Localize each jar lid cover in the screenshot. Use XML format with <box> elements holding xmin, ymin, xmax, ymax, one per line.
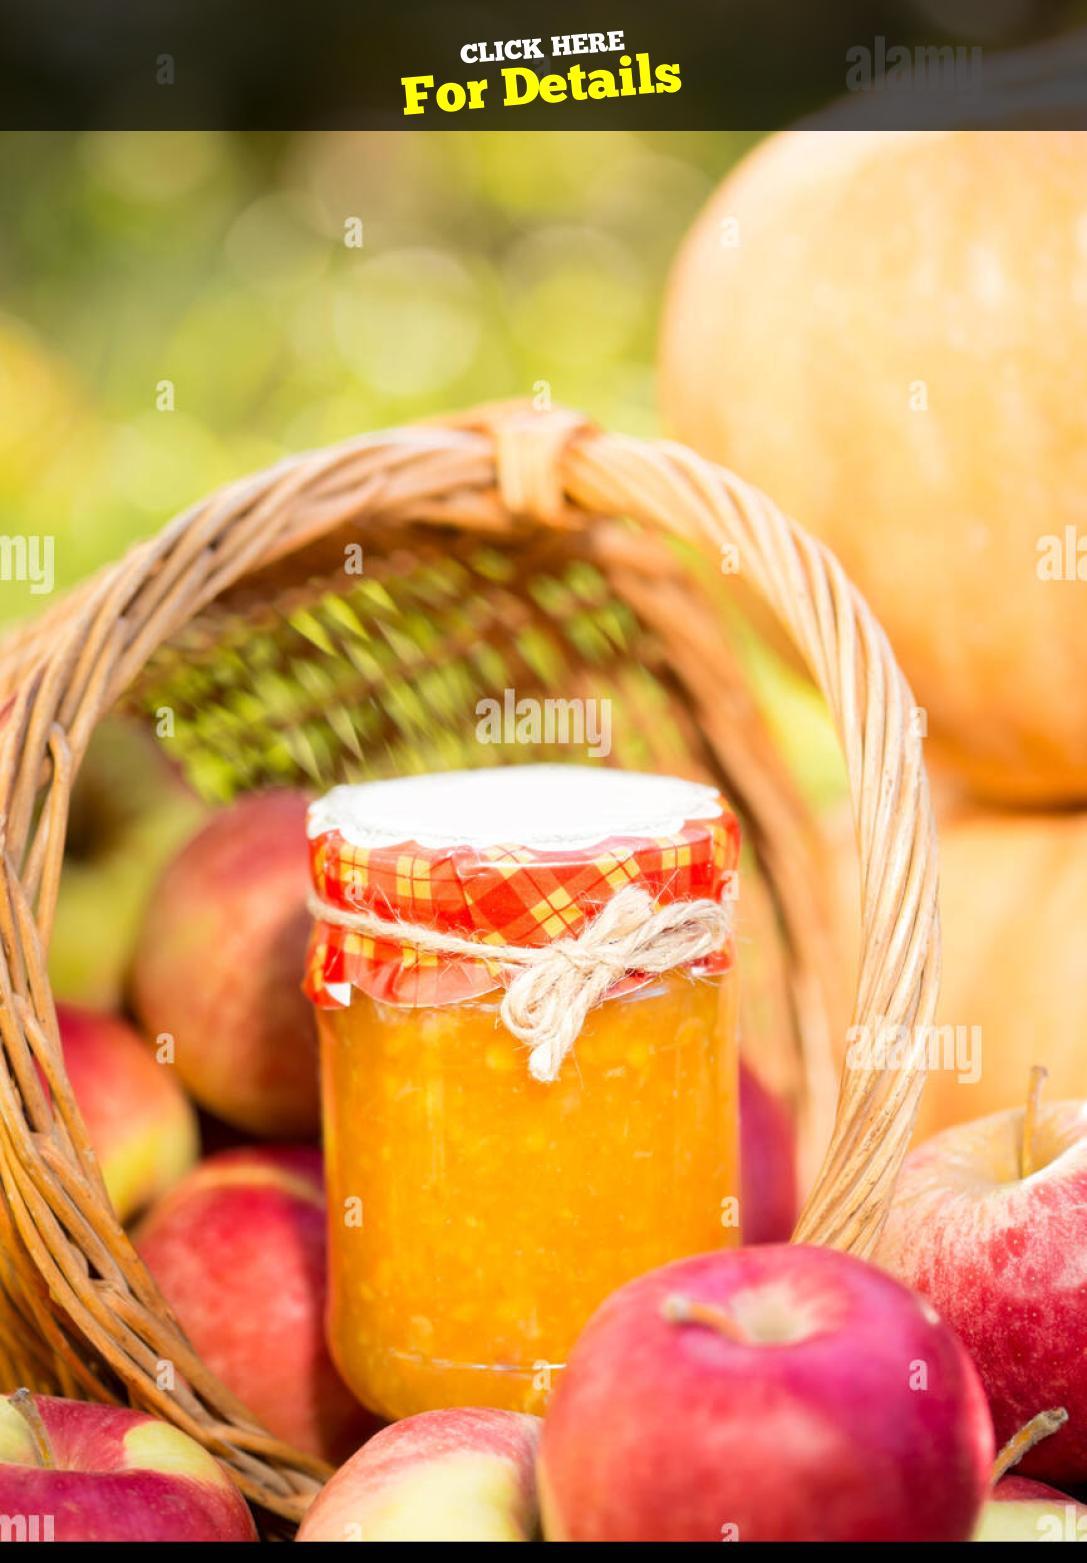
<box><xmin>305</xmin><ymin>765</ymin><xmax>739</xmax><ymax>1011</ymax></box>
<box><xmin>307</xmin><ymin>765</ymin><xmax>722</xmax><ymax>853</ymax></box>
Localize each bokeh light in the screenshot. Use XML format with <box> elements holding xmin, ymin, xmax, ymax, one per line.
<box><xmin>0</xmin><ymin>131</ymin><xmax>751</xmax><ymax>627</ymax></box>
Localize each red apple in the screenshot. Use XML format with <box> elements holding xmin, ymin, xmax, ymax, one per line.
<box><xmin>296</xmin><ymin>1410</ymin><xmax>541</xmax><ymax>1542</ymax></box>
<box><xmin>129</xmin><ymin>789</ymin><xmax>318</xmax><ymax>1137</ymax></box>
<box><xmin>537</xmin><ymin>1244</ymin><xmax>994</xmax><ymax>1542</ymax></box>
<box><xmin>975</xmin><ymin>1475</ymin><xmax>1087</xmax><ymax>1542</ymax></box>
<box><xmin>875</xmin><ymin>1091</ymin><xmax>1087</xmax><ymax>1483</ymax></box>
<box><xmin>135</xmin><ymin>1146</ymin><xmax>372</xmax><ymax>1464</ymax></box>
<box><xmin>56</xmin><ymin>1003</ymin><xmax>199</xmax><ymax>1223</ymax></box>
<box><xmin>0</xmin><ymin>1391</ymin><xmax>256</xmax><ymax>1542</ymax></box>
<box><xmin>740</xmin><ymin>1059</ymin><xmax>798</xmax><ymax>1244</ymax></box>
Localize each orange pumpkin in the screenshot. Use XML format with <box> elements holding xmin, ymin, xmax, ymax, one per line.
<box><xmin>820</xmin><ymin>798</ymin><xmax>1087</xmax><ymax>1139</ymax></box>
<box><xmin>912</xmin><ymin>805</ymin><xmax>1087</xmax><ymax>1138</ymax></box>
<box><xmin>662</xmin><ymin>130</ymin><xmax>1087</xmax><ymax>805</ymax></box>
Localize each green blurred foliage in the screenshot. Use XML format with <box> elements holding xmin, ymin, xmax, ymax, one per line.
<box><xmin>0</xmin><ymin>129</ymin><xmax>845</xmax><ymax>812</ymax></box>
<box><xmin>0</xmin><ymin>130</ymin><xmax>758</xmax><ymax>627</ymax></box>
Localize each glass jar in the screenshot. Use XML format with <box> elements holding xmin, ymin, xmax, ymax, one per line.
<box><xmin>305</xmin><ymin>766</ymin><xmax>740</xmax><ymax>1421</ymax></box>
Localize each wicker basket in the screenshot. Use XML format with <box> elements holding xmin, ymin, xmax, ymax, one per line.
<box><xmin>0</xmin><ymin>403</ymin><xmax>938</xmax><ymax>1523</ymax></box>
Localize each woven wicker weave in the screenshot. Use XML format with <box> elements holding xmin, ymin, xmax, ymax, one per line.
<box><xmin>0</xmin><ymin>404</ymin><xmax>938</xmax><ymax>1522</ymax></box>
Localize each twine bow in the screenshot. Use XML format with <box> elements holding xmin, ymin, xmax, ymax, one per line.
<box><xmin>307</xmin><ymin>883</ymin><xmax>732</xmax><ymax>1083</ymax></box>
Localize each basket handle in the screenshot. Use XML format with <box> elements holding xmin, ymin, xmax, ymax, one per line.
<box><xmin>0</xmin><ymin>405</ymin><xmax>938</xmax><ymax>1259</ymax></box>
<box><xmin>489</xmin><ymin>409</ymin><xmax>940</xmax><ymax>1257</ymax></box>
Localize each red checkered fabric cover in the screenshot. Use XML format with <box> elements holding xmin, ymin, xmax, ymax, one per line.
<box><xmin>305</xmin><ymin>796</ymin><xmax>740</xmax><ymax>1010</ymax></box>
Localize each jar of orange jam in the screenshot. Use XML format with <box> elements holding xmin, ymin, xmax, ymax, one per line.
<box><xmin>304</xmin><ymin>766</ymin><xmax>740</xmax><ymax>1421</ymax></box>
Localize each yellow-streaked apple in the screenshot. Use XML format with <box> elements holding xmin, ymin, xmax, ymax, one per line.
<box><xmin>0</xmin><ymin>1391</ymin><xmax>256</xmax><ymax>1541</ymax></box>
<box><xmin>129</xmin><ymin>789</ymin><xmax>318</xmax><ymax>1137</ymax></box>
<box><xmin>134</xmin><ymin>1146</ymin><xmax>373</xmax><ymax>1464</ymax></box>
<box><xmin>57</xmin><ymin>1003</ymin><xmax>198</xmax><ymax>1222</ymax></box>
<box><xmin>975</xmin><ymin>1475</ymin><xmax>1087</xmax><ymax>1542</ymax></box>
<box><xmin>49</xmin><ymin>718</ymin><xmax>205</xmax><ymax>1011</ymax></box>
<box><xmin>296</xmin><ymin>1409</ymin><xmax>541</xmax><ymax>1542</ymax></box>
<box><xmin>876</xmin><ymin>1090</ymin><xmax>1087</xmax><ymax>1484</ymax></box>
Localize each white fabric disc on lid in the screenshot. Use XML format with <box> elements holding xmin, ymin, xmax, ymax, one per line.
<box><xmin>307</xmin><ymin>765</ymin><xmax>722</xmax><ymax>853</ymax></box>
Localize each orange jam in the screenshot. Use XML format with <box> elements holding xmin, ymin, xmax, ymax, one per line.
<box><xmin>305</xmin><ymin>767</ymin><xmax>741</xmax><ymax>1421</ymax></box>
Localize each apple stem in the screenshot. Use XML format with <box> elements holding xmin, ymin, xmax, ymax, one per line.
<box><xmin>661</xmin><ymin>1294</ymin><xmax>746</xmax><ymax>1342</ymax></box>
<box><xmin>7</xmin><ymin>1390</ymin><xmax>55</xmax><ymax>1470</ymax></box>
<box><xmin>1019</xmin><ymin>1065</ymin><xmax>1048</xmax><ymax>1179</ymax></box>
<box><xmin>991</xmin><ymin>1407</ymin><xmax>1068</xmax><ymax>1484</ymax></box>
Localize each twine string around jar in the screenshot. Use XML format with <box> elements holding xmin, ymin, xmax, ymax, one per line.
<box><xmin>306</xmin><ymin>883</ymin><xmax>733</xmax><ymax>1083</ymax></box>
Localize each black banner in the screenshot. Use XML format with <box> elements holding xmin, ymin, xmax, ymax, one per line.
<box><xmin>2</xmin><ymin>0</ymin><xmax>1085</xmax><ymax>130</ymax></box>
